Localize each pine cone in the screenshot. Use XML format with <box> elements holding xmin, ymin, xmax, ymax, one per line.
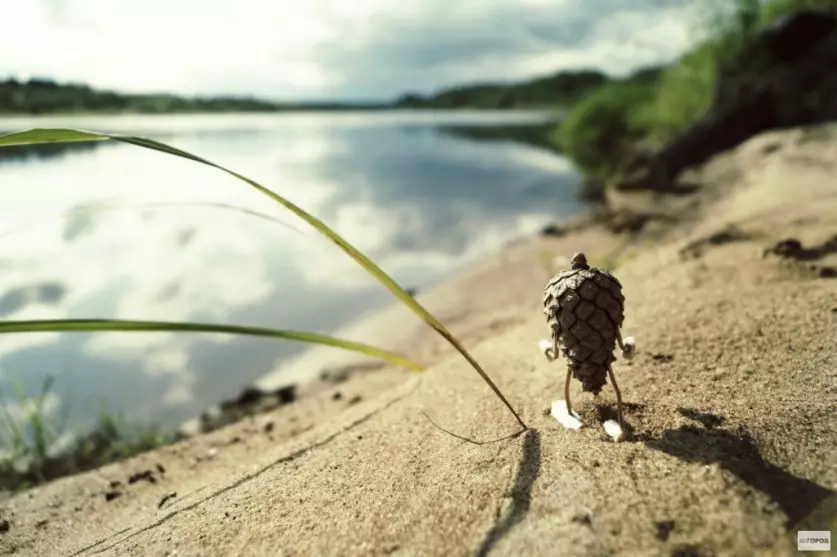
<box><xmin>543</xmin><ymin>253</ymin><xmax>625</xmax><ymax>394</ymax></box>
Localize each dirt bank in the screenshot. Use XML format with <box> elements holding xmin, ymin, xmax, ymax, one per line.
<box><xmin>1</xmin><ymin>124</ymin><xmax>836</xmax><ymax>556</ymax></box>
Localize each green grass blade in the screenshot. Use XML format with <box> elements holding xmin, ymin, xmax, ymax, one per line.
<box><xmin>0</xmin><ymin>128</ymin><xmax>526</xmax><ymax>429</ymax></box>
<box><xmin>32</xmin><ymin>376</ymin><xmax>56</xmax><ymax>462</ymax></box>
<box><xmin>0</xmin><ymin>128</ymin><xmax>108</xmax><ymax>146</ymax></box>
<box><xmin>0</xmin><ymin>394</ymin><xmax>25</xmax><ymax>458</ymax></box>
<box><xmin>0</xmin><ymin>319</ymin><xmax>423</xmax><ymax>373</ymax></box>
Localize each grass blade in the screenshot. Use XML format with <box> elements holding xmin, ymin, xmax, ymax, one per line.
<box><xmin>0</xmin><ymin>128</ymin><xmax>526</xmax><ymax>430</ymax></box>
<box><xmin>0</xmin><ymin>319</ymin><xmax>423</xmax><ymax>373</ymax></box>
<box><xmin>31</xmin><ymin>375</ymin><xmax>55</xmax><ymax>464</ymax></box>
<box><xmin>0</xmin><ymin>393</ymin><xmax>25</xmax><ymax>459</ymax></box>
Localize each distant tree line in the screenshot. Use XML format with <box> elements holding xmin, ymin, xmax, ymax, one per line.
<box><xmin>0</xmin><ymin>78</ymin><xmax>392</xmax><ymax>115</ymax></box>
<box><xmin>0</xmin><ymin>78</ymin><xmax>288</xmax><ymax>114</ymax></box>
<box><xmin>0</xmin><ymin>68</ymin><xmax>664</xmax><ymax>115</ymax></box>
<box><xmin>392</xmin><ymin>69</ymin><xmax>655</xmax><ymax>109</ymax></box>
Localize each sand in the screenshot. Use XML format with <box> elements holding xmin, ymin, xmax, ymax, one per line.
<box><xmin>1</xmin><ymin>124</ymin><xmax>836</xmax><ymax>557</ymax></box>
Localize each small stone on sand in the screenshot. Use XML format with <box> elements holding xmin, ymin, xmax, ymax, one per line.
<box><xmin>603</xmin><ymin>419</ymin><xmax>626</xmax><ymax>442</ymax></box>
<box><xmin>551</xmin><ymin>400</ymin><xmax>583</xmax><ymax>430</ymax></box>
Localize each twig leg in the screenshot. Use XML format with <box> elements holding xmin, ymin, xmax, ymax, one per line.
<box><xmin>606</xmin><ymin>364</ymin><xmax>624</xmax><ymax>428</ymax></box>
<box><xmin>564</xmin><ymin>368</ymin><xmax>573</xmax><ymax>417</ymax></box>
<box><xmin>550</xmin><ymin>367</ymin><xmax>583</xmax><ymax>430</ymax></box>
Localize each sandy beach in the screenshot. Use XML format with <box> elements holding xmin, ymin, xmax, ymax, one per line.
<box><xmin>1</xmin><ymin>123</ymin><xmax>836</xmax><ymax>556</ymax></box>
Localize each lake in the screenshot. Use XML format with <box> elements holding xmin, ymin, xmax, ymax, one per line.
<box><xmin>0</xmin><ymin>110</ymin><xmax>584</xmax><ymax>442</ymax></box>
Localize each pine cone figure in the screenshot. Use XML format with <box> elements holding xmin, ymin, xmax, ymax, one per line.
<box><xmin>543</xmin><ymin>252</ymin><xmax>625</xmax><ymax>395</ymax></box>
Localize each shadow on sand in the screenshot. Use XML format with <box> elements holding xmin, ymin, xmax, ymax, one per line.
<box><xmin>643</xmin><ymin>407</ymin><xmax>834</xmax><ymax>527</ymax></box>
<box><xmin>475</xmin><ymin>428</ymin><xmax>542</xmax><ymax>557</ymax></box>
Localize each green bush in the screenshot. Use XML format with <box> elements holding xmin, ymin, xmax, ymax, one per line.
<box><xmin>649</xmin><ymin>0</ymin><xmax>836</xmax><ymax>145</ymax></box>
<box><xmin>645</xmin><ymin>44</ymin><xmax>719</xmax><ymax>144</ymax></box>
<box><xmin>757</xmin><ymin>0</ymin><xmax>837</xmax><ymax>25</ymax></box>
<box><xmin>556</xmin><ymin>0</ymin><xmax>837</xmax><ymax>180</ymax></box>
<box><xmin>551</xmin><ymin>80</ymin><xmax>657</xmax><ymax>179</ymax></box>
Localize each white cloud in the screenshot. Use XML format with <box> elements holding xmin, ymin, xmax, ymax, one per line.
<box><xmin>0</xmin><ymin>0</ymin><xmax>700</xmax><ymax>99</ymax></box>
<box><xmin>508</xmin><ymin>10</ymin><xmax>695</xmax><ymax>80</ymax></box>
<box><xmin>2</xmin><ymin>0</ymin><xmax>338</xmax><ymax>95</ymax></box>
<box><xmin>291</xmin><ymin>202</ymin><xmax>422</xmax><ymax>290</ymax></box>
<box><xmin>73</xmin><ymin>208</ymin><xmax>280</xmax><ymax>360</ymax></box>
<box><xmin>0</xmin><ymin>330</ymin><xmax>61</xmax><ymax>355</ymax></box>
<box><xmin>144</xmin><ymin>348</ymin><xmax>189</xmax><ymax>375</ymax></box>
<box><xmin>161</xmin><ymin>380</ymin><xmax>195</xmax><ymax>405</ymax></box>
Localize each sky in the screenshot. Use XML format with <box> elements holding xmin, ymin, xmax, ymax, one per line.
<box><xmin>0</xmin><ymin>0</ymin><xmax>701</xmax><ymax>101</ymax></box>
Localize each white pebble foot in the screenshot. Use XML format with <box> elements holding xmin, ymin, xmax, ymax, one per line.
<box><xmin>538</xmin><ymin>339</ymin><xmax>555</xmax><ymax>361</ymax></box>
<box><xmin>603</xmin><ymin>419</ymin><xmax>627</xmax><ymax>442</ymax></box>
<box><xmin>551</xmin><ymin>400</ymin><xmax>583</xmax><ymax>430</ymax></box>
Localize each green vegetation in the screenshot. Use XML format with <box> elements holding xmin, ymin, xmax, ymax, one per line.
<box><xmin>1</xmin><ymin>78</ymin><xmax>272</xmax><ymax>114</ymax></box>
<box><xmin>394</xmin><ymin>69</ymin><xmax>611</xmax><ymax>109</ymax></box>
<box><xmin>0</xmin><ymin>319</ymin><xmax>424</xmax><ymax>372</ymax></box>
<box><xmin>0</xmin><ymin>376</ymin><xmax>54</xmax><ymax>487</ymax></box>
<box><xmin>0</xmin><ymin>375</ymin><xmax>178</xmax><ymax>491</ymax></box>
<box><xmin>0</xmin><ymin>127</ymin><xmax>527</xmax><ymax>489</ymax></box>
<box><xmin>552</xmin><ymin>0</ymin><xmax>837</xmax><ymax>184</ymax></box>
<box><xmin>552</xmin><ymin>76</ymin><xmax>658</xmax><ymax>179</ymax></box>
<box><xmin>438</xmin><ymin>122</ymin><xmax>562</xmax><ymax>154</ymax></box>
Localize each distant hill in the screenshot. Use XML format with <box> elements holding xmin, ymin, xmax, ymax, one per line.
<box><xmin>0</xmin><ymin>67</ymin><xmax>663</xmax><ymax>116</ymax></box>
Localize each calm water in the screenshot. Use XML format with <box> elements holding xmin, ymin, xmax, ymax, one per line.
<box><xmin>0</xmin><ymin>110</ymin><xmax>583</xmax><ymax>440</ymax></box>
